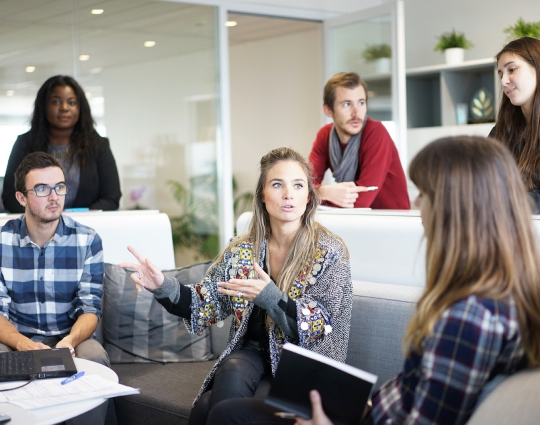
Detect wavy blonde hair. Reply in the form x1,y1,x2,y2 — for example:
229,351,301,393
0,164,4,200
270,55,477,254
406,136,540,366
212,147,342,294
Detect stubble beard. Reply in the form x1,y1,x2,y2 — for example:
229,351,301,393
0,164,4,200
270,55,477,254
27,202,63,225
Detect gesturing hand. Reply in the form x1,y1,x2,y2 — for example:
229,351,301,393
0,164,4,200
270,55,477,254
217,263,271,302
118,246,165,292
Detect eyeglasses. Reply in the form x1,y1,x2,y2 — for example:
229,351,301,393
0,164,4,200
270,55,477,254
24,184,69,197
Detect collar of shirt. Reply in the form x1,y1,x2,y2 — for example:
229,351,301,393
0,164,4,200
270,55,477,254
19,214,66,248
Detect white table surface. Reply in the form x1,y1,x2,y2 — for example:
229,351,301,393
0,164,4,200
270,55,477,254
0,358,118,425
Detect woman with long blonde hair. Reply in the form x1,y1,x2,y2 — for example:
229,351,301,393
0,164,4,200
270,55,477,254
119,147,352,425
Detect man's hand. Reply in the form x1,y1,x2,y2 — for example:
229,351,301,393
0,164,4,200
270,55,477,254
319,182,370,208
56,336,76,357
295,390,333,425
16,340,50,351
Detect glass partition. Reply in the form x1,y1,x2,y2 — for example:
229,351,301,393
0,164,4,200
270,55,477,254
0,0,222,265
327,16,393,122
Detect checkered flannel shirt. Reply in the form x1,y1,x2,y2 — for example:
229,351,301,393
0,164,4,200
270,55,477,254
0,214,104,341
371,295,527,425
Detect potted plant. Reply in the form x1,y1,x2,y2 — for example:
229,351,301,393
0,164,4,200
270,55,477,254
362,43,391,74
434,29,473,65
504,18,540,40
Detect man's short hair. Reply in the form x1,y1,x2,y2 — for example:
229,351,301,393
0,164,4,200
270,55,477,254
323,72,368,112
14,152,63,194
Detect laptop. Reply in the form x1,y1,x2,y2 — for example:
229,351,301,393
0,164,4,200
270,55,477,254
0,348,77,381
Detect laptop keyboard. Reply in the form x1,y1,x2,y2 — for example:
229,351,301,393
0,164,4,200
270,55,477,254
0,351,35,376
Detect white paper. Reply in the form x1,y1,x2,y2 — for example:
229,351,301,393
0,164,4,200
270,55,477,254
0,374,139,410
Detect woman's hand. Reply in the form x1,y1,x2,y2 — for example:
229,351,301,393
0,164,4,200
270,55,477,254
217,263,271,301
295,390,333,425
118,245,165,292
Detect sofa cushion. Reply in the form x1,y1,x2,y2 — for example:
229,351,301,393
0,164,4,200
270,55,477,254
112,361,215,425
347,281,423,389
102,262,213,364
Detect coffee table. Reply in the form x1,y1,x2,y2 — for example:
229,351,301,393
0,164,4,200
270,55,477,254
0,358,118,425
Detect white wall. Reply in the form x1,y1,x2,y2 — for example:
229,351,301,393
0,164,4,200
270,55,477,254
229,28,322,196
103,49,217,214
404,0,540,68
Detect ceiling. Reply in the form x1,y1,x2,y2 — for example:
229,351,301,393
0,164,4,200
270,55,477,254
0,0,320,104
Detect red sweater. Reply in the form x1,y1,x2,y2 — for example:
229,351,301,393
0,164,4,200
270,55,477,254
309,118,410,209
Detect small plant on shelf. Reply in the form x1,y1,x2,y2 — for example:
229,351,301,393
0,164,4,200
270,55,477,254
503,18,540,40
362,43,391,63
434,29,474,51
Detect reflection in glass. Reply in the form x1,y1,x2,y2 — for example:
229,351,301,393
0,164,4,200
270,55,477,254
0,0,221,265
327,16,392,122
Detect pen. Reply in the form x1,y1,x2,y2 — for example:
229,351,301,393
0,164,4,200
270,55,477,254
61,371,85,385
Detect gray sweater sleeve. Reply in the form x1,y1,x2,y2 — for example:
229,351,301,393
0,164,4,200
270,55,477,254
254,281,299,339
151,276,181,303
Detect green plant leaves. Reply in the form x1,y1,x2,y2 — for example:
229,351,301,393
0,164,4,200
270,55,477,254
435,29,474,52
362,44,391,63
504,18,540,40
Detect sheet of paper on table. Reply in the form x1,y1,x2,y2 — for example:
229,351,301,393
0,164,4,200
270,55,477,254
0,374,139,410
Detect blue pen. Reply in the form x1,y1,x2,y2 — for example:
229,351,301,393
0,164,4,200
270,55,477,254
61,371,85,385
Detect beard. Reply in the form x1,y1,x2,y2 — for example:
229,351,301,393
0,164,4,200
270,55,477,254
26,201,63,224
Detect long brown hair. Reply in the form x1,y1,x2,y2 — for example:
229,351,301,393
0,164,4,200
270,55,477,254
211,147,339,294
406,136,540,366
494,37,540,190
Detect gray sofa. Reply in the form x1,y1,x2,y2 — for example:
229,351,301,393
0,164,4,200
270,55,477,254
103,280,423,425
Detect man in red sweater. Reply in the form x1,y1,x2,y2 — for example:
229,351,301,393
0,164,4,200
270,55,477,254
309,72,410,209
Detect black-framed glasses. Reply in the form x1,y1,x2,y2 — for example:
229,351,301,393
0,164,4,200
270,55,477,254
24,184,70,197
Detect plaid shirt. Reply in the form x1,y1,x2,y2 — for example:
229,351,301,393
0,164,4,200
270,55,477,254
371,295,526,425
0,214,104,341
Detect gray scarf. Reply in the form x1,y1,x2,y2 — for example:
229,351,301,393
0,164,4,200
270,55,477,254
329,123,365,183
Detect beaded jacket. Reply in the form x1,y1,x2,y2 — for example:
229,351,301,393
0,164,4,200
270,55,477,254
185,230,353,405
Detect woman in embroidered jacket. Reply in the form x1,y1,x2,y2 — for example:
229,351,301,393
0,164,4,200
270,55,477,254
119,147,353,425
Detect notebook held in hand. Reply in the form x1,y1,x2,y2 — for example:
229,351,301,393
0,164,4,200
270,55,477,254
265,343,377,425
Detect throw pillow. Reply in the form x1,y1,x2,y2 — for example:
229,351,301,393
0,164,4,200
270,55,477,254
102,261,214,364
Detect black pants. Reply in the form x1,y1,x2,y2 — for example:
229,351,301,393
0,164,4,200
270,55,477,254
189,348,272,425
207,398,294,425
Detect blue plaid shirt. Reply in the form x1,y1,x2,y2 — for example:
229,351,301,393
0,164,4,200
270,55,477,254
371,295,527,425
0,214,104,341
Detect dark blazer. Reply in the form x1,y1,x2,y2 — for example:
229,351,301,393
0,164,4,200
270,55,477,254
2,132,122,213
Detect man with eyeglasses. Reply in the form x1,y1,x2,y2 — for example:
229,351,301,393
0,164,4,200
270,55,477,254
0,152,110,422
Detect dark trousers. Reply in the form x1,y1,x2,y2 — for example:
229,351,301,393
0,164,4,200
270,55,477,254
189,348,272,425
207,398,294,425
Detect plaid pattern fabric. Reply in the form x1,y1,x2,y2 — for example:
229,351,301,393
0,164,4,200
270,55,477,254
371,295,526,425
0,214,104,340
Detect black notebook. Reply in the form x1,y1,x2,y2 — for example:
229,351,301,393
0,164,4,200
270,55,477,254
0,348,77,381
265,343,377,425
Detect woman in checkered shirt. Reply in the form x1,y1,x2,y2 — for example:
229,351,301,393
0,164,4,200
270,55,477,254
293,135,540,425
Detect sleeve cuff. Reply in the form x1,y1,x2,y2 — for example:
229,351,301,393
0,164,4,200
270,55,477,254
151,276,180,303
253,281,286,309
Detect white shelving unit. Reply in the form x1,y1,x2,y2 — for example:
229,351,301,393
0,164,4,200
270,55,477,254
406,58,499,128
405,58,500,202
